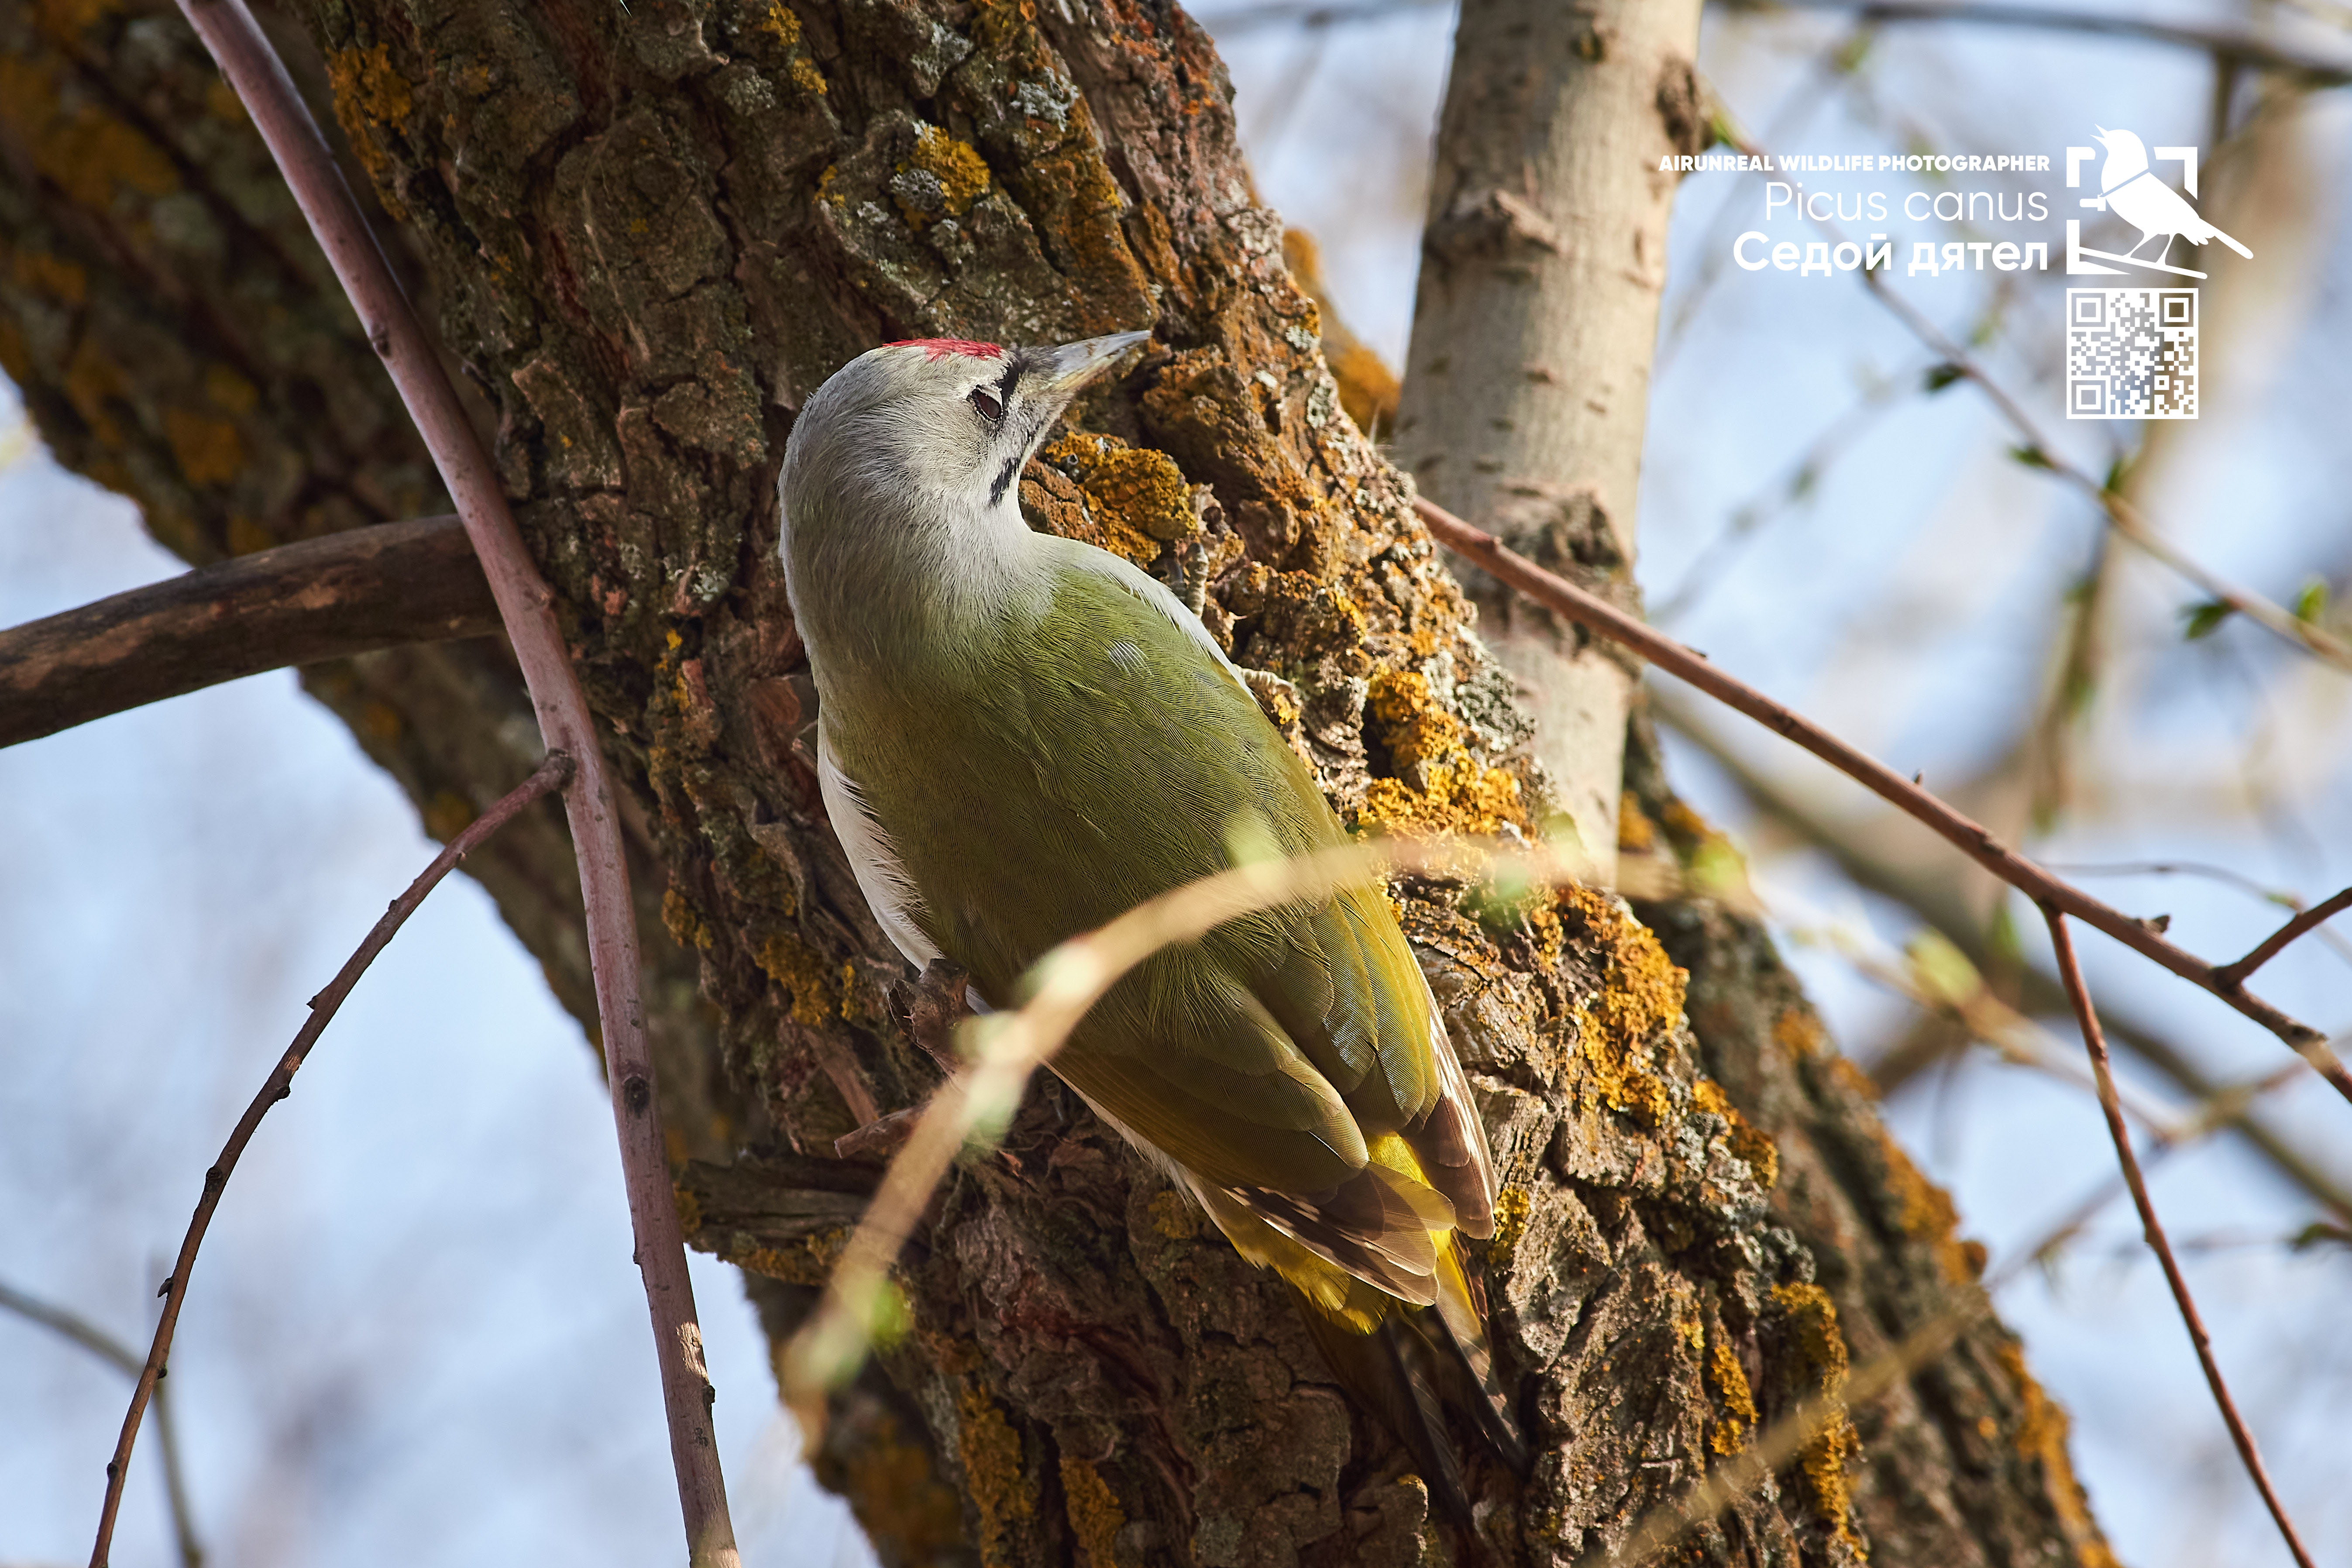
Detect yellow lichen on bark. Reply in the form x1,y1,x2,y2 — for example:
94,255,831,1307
1355,669,1528,838
957,1385,1034,1568
324,43,414,219
1707,1331,1757,1454
1770,1281,1865,1553
820,1410,967,1567
662,887,715,951
757,929,842,1025
897,125,990,229
1560,884,1686,1127
1692,1077,1780,1189
1995,1341,2120,1568
1060,1456,1128,1567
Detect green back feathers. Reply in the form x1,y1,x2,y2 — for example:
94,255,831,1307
823,540,1443,1198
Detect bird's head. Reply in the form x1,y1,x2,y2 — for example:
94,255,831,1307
778,329,1153,657
783,330,1152,533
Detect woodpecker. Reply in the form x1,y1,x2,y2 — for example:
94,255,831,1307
777,331,1526,1510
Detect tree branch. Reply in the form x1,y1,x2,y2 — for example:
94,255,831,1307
91,751,571,1565
1651,691,2352,1224
2214,886,2352,989
2042,910,2316,1568
1412,495,2352,1101
0,1279,202,1567
0,516,495,749
161,3,739,1562
1790,1,2352,86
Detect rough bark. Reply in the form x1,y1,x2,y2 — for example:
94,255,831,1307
1394,0,1704,887
1,0,2111,1564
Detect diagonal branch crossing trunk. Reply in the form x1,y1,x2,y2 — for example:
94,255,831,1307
0,0,2114,1563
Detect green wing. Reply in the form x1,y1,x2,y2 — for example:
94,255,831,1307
824,539,1490,1249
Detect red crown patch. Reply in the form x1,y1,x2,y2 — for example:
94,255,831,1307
886,338,1006,361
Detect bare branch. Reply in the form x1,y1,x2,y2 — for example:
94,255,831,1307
1413,495,2352,1099
91,752,571,1565
162,3,738,1561
1788,1,2352,86
0,1280,202,1567
1653,693,2352,1223
0,516,495,750
2042,910,2316,1568
2214,886,2352,989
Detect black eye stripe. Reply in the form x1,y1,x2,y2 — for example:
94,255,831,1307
995,361,1021,401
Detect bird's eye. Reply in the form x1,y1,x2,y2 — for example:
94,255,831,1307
969,386,1004,422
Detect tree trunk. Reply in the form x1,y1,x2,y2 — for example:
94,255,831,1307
0,0,2113,1564
1393,0,1703,891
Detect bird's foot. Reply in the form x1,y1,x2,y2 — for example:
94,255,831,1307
887,957,977,1074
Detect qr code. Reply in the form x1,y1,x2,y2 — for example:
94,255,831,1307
2067,288,2197,419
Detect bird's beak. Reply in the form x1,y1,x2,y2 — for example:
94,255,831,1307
1027,331,1153,402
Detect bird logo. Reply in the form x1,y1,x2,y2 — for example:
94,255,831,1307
2067,127,2251,279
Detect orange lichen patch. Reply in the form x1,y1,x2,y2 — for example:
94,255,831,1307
324,43,413,219
1770,1282,1864,1552
1869,1118,1980,1285
1357,763,1524,841
1560,884,1686,1128
162,407,243,486
1488,1185,1532,1262
1060,1456,1127,1568
757,930,842,1026
1996,1341,2118,1568
1366,670,1461,773
1355,669,1529,839
896,124,990,229
1708,1332,1757,1454
818,1410,966,1567
1692,1078,1780,1190
1773,1004,1829,1062
423,790,475,843
11,249,88,308
1617,790,1657,854
753,1,829,95
957,1385,1033,1568
661,886,714,950
1042,431,1196,543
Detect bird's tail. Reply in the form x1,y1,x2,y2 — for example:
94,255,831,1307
2214,227,2254,259
1291,1241,1528,1525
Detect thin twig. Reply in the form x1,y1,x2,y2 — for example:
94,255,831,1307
0,516,494,749
90,753,571,1565
2214,887,2352,989
1653,692,2352,1222
164,4,737,1562
1413,495,2350,1100
777,838,1592,1437
2042,909,2316,1568
1,1280,202,1567
1788,0,2352,85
